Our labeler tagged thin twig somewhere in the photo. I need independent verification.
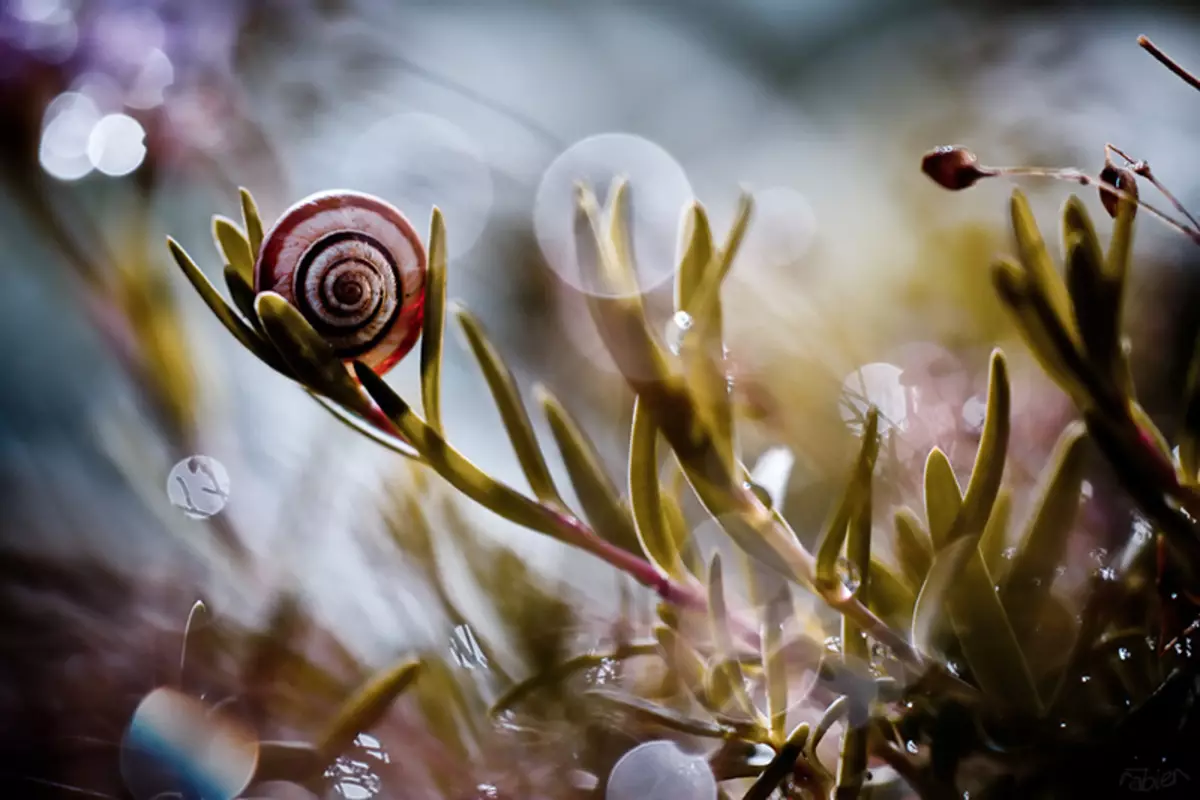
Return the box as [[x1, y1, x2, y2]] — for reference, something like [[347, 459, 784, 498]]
[[1106, 143, 1200, 230], [1139, 35, 1200, 93]]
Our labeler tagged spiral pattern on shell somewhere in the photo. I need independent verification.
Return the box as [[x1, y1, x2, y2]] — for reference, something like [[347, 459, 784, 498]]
[[253, 190, 427, 375]]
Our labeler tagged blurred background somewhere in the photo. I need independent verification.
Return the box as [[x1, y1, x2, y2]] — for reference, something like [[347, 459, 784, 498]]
[[2, 0, 1200, 797]]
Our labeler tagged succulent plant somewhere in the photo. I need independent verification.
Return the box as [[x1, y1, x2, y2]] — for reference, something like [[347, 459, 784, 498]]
[[154, 34, 1200, 800]]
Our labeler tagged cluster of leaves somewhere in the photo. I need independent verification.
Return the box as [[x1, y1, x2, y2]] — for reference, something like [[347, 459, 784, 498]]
[[165, 153, 1200, 798]]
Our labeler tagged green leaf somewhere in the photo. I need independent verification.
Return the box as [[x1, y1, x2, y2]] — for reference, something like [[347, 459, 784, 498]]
[[454, 304, 565, 507], [586, 688, 730, 738], [806, 696, 849, 759], [213, 215, 254, 287], [1063, 197, 1120, 375], [355, 363, 570, 540], [816, 408, 879, 590], [911, 534, 978, 660], [933, 533, 1045, 717], [166, 237, 286, 373], [239, 187, 265, 261], [421, 207, 447, 432], [923, 448, 962, 551], [1106, 185, 1136, 287], [223, 263, 262, 333], [893, 507, 933, 590], [1010, 189, 1078, 346], [742, 723, 808, 800], [707, 554, 756, 718], [868, 558, 916, 632], [537, 384, 640, 556], [629, 398, 682, 577], [316, 659, 421, 764], [655, 625, 713, 710], [979, 489, 1012, 579], [991, 259, 1085, 401], [953, 350, 1010, 543], [676, 202, 714, 314], [1000, 423, 1087, 620], [762, 587, 789, 745], [255, 292, 367, 411]]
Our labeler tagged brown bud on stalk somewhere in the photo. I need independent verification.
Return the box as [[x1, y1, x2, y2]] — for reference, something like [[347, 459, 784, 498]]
[[1099, 161, 1139, 219], [921, 146, 996, 190]]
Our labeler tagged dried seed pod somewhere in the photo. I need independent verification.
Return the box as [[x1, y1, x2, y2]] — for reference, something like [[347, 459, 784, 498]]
[[921, 146, 994, 191]]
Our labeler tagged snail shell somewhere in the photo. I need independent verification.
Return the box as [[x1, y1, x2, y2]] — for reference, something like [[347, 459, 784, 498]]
[[253, 190, 427, 375]]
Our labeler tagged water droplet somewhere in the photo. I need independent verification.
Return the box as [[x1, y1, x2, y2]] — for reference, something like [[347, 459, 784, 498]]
[[906, 740, 919, 754], [1089, 547, 1108, 563], [665, 310, 693, 355], [1099, 567, 1117, 582], [824, 636, 843, 654], [946, 661, 961, 677], [1118, 647, 1132, 661], [449, 623, 488, 669], [324, 732, 390, 798], [1080, 674, 1091, 683], [1059, 720, 1067, 729], [1081, 481, 1094, 499], [1132, 515, 1153, 545], [586, 656, 620, 687], [1054, 565, 1067, 578], [836, 557, 861, 594], [1146, 636, 1157, 651], [1002, 547, 1017, 560], [606, 740, 717, 800]]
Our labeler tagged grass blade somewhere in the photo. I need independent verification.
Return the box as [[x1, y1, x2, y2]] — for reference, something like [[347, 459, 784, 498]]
[[893, 507, 933, 589], [256, 292, 367, 411], [239, 187, 265, 261], [954, 350, 1010, 543], [629, 398, 682, 577]]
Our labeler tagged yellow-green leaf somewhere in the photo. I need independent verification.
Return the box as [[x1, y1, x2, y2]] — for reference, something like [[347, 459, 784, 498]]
[[762, 586, 789, 745], [893, 507, 933, 589], [586, 688, 729, 738], [224, 263, 262, 333], [911, 534, 978, 660], [979, 489, 1012, 579], [537, 384, 640, 556], [816, 408, 879, 589], [213, 215, 254, 286], [239, 187, 265, 261], [1000, 423, 1086, 615], [654, 625, 712, 710], [947, 546, 1043, 718], [707, 554, 755, 718], [316, 659, 421, 764], [1063, 197, 1119, 374], [255, 292, 366, 411], [954, 350, 1010, 543], [421, 207, 447, 432], [629, 398, 682, 577], [454, 304, 564, 507], [923, 448, 962, 551], [1010, 189, 1078, 346], [166, 237, 286, 373], [355, 363, 568, 540], [868, 559, 916, 632]]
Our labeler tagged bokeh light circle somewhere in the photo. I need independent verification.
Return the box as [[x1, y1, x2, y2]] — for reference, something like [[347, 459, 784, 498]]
[[606, 740, 716, 800], [534, 133, 694, 297], [340, 113, 494, 260], [87, 113, 147, 176], [120, 687, 258, 800], [39, 91, 100, 181]]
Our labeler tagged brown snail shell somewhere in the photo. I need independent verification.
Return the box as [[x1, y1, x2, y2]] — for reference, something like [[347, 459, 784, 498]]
[[253, 190, 427, 375]]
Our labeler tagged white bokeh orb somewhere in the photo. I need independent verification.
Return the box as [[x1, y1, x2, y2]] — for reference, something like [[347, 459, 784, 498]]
[[534, 133, 693, 297], [606, 740, 716, 800]]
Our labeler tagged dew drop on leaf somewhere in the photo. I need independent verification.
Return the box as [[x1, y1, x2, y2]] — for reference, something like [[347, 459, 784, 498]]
[[1002, 547, 1017, 560], [906, 740, 919, 754], [836, 557, 861, 593], [1118, 647, 1132, 661], [666, 310, 693, 355]]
